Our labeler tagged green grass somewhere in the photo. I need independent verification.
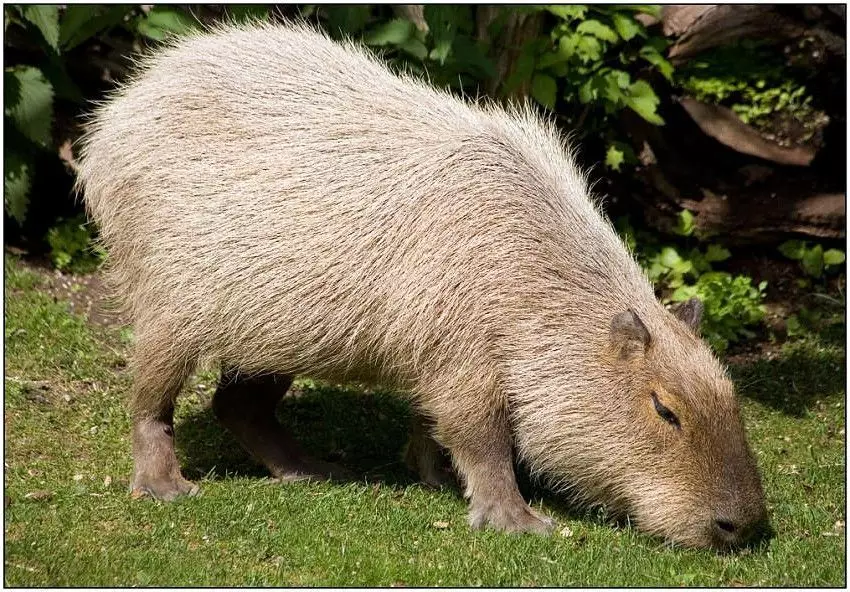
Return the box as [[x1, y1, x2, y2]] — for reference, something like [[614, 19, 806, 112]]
[[4, 254, 845, 586]]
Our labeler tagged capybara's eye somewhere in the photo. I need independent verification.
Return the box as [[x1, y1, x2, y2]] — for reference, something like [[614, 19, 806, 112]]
[[652, 392, 681, 430]]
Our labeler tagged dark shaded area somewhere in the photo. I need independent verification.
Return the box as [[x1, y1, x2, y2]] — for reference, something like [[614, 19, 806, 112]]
[[730, 324, 845, 417], [177, 385, 417, 487]]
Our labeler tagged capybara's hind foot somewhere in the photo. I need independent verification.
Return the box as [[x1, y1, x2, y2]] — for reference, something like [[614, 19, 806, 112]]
[[131, 473, 199, 501], [404, 414, 457, 489], [131, 414, 196, 501], [213, 370, 354, 483], [273, 458, 352, 484]]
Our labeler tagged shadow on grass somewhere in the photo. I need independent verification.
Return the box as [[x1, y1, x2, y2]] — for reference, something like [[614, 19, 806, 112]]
[[176, 385, 418, 487], [730, 327, 845, 417]]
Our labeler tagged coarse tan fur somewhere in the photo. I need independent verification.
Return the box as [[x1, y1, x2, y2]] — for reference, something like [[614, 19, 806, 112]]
[[76, 21, 767, 548]]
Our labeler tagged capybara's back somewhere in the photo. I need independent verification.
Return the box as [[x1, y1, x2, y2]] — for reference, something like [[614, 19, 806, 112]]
[[77, 23, 767, 548]]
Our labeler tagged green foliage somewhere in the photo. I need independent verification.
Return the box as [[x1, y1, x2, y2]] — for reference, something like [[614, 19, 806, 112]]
[[671, 273, 767, 353], [617, 213, 766, 353], [519, 5, 671, 129], [786, 303, 844, 340], [46, 215, 104, 272], [134, 6, 198, 41], [304, 5, 494, 92], [678, 40, 818, 136], [779, 240, 845, 279], [3, 4, 141, 229]]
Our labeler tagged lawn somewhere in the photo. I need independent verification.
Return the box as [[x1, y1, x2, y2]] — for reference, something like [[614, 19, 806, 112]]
[[4, 253, 845, 586]]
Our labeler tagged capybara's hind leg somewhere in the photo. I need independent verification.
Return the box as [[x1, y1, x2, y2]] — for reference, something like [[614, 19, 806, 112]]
[[212, 369, 348, 482], [404, 414, 456, 488], [129, 341, 198, 501]]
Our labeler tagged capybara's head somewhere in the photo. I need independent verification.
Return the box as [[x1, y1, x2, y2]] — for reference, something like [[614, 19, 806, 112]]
[[515, 298, 768, 550]]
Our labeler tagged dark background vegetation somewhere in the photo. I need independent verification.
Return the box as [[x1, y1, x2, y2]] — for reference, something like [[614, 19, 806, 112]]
[[3, 4, 846, 353]]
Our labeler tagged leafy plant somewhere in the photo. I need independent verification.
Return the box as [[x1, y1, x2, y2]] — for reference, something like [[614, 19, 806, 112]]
[[678, 40, 822, 142], [4, 5, 130, 226], [304, 5, 495, 93], [46, 215, 104, 272], [502, 5, 671, 170], [778, 240, 845, 279], [617, 213, 766, 353]]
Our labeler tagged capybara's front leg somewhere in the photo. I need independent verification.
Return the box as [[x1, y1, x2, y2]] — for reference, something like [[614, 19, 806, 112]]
[[423, 377, 554, 534], [457, 426, 554, 534]]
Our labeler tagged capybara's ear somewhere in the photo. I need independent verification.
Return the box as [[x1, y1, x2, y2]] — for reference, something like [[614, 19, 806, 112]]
[[609, 309, 651, 360], [672, 297, 704, 334]]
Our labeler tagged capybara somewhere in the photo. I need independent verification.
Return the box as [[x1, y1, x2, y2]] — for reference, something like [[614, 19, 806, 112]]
[[76, 22, 767, 549]]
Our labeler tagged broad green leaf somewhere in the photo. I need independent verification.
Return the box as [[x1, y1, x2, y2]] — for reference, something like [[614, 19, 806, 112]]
[[605, 144, 625, 171], [611, 12, 642, 41], [801, 244, 824, 277], [4, 148, 32, 224], [576, 19, 618, 43], [778, 240, 806, 261], [673, 209, 695, 236], [599, 70, 629, 104], [659, 247, 682, 268], [705, 244, 732, 262], [323, 5, 370, 36], [22, 5, 59, 51], [546, 5, 588, 21], [364, 19, 414, 46], [448, 36, 495, 79], [671, 285, 698, 302], [578, 78, 595, 104], [400, 38, 428, 60], [613, 5, 662, 18], [639, 45, 674, 81], [625, 79, 664, 125], [671, 259, 693, 275], [558, 33, 578, 59], [5, 66, 54, 148], [429, 38, 452, 64], [823, 249, 845, 266], [136, 7, 196, 41], [425, 4, 464, 43], [39, 51, 84, 104], [536, 50, 566, 69], [60, 5, 129, 50], [531, 74, 557, 109], [575, 34, 602, 63]]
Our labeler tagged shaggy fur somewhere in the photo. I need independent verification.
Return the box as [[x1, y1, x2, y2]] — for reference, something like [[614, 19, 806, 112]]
[[76, 22, 766, 547]]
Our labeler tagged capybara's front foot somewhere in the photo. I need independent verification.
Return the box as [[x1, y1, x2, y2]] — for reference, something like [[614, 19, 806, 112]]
[[469, 493, 555, 534], [131, 473, 199, 501]]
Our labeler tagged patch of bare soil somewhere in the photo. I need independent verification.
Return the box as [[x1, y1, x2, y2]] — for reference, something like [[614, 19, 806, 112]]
[[7, 249, 121, 329]]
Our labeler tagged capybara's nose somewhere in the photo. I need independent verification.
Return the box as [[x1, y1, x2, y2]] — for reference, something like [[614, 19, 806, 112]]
[[711, 512, 772, 549]]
